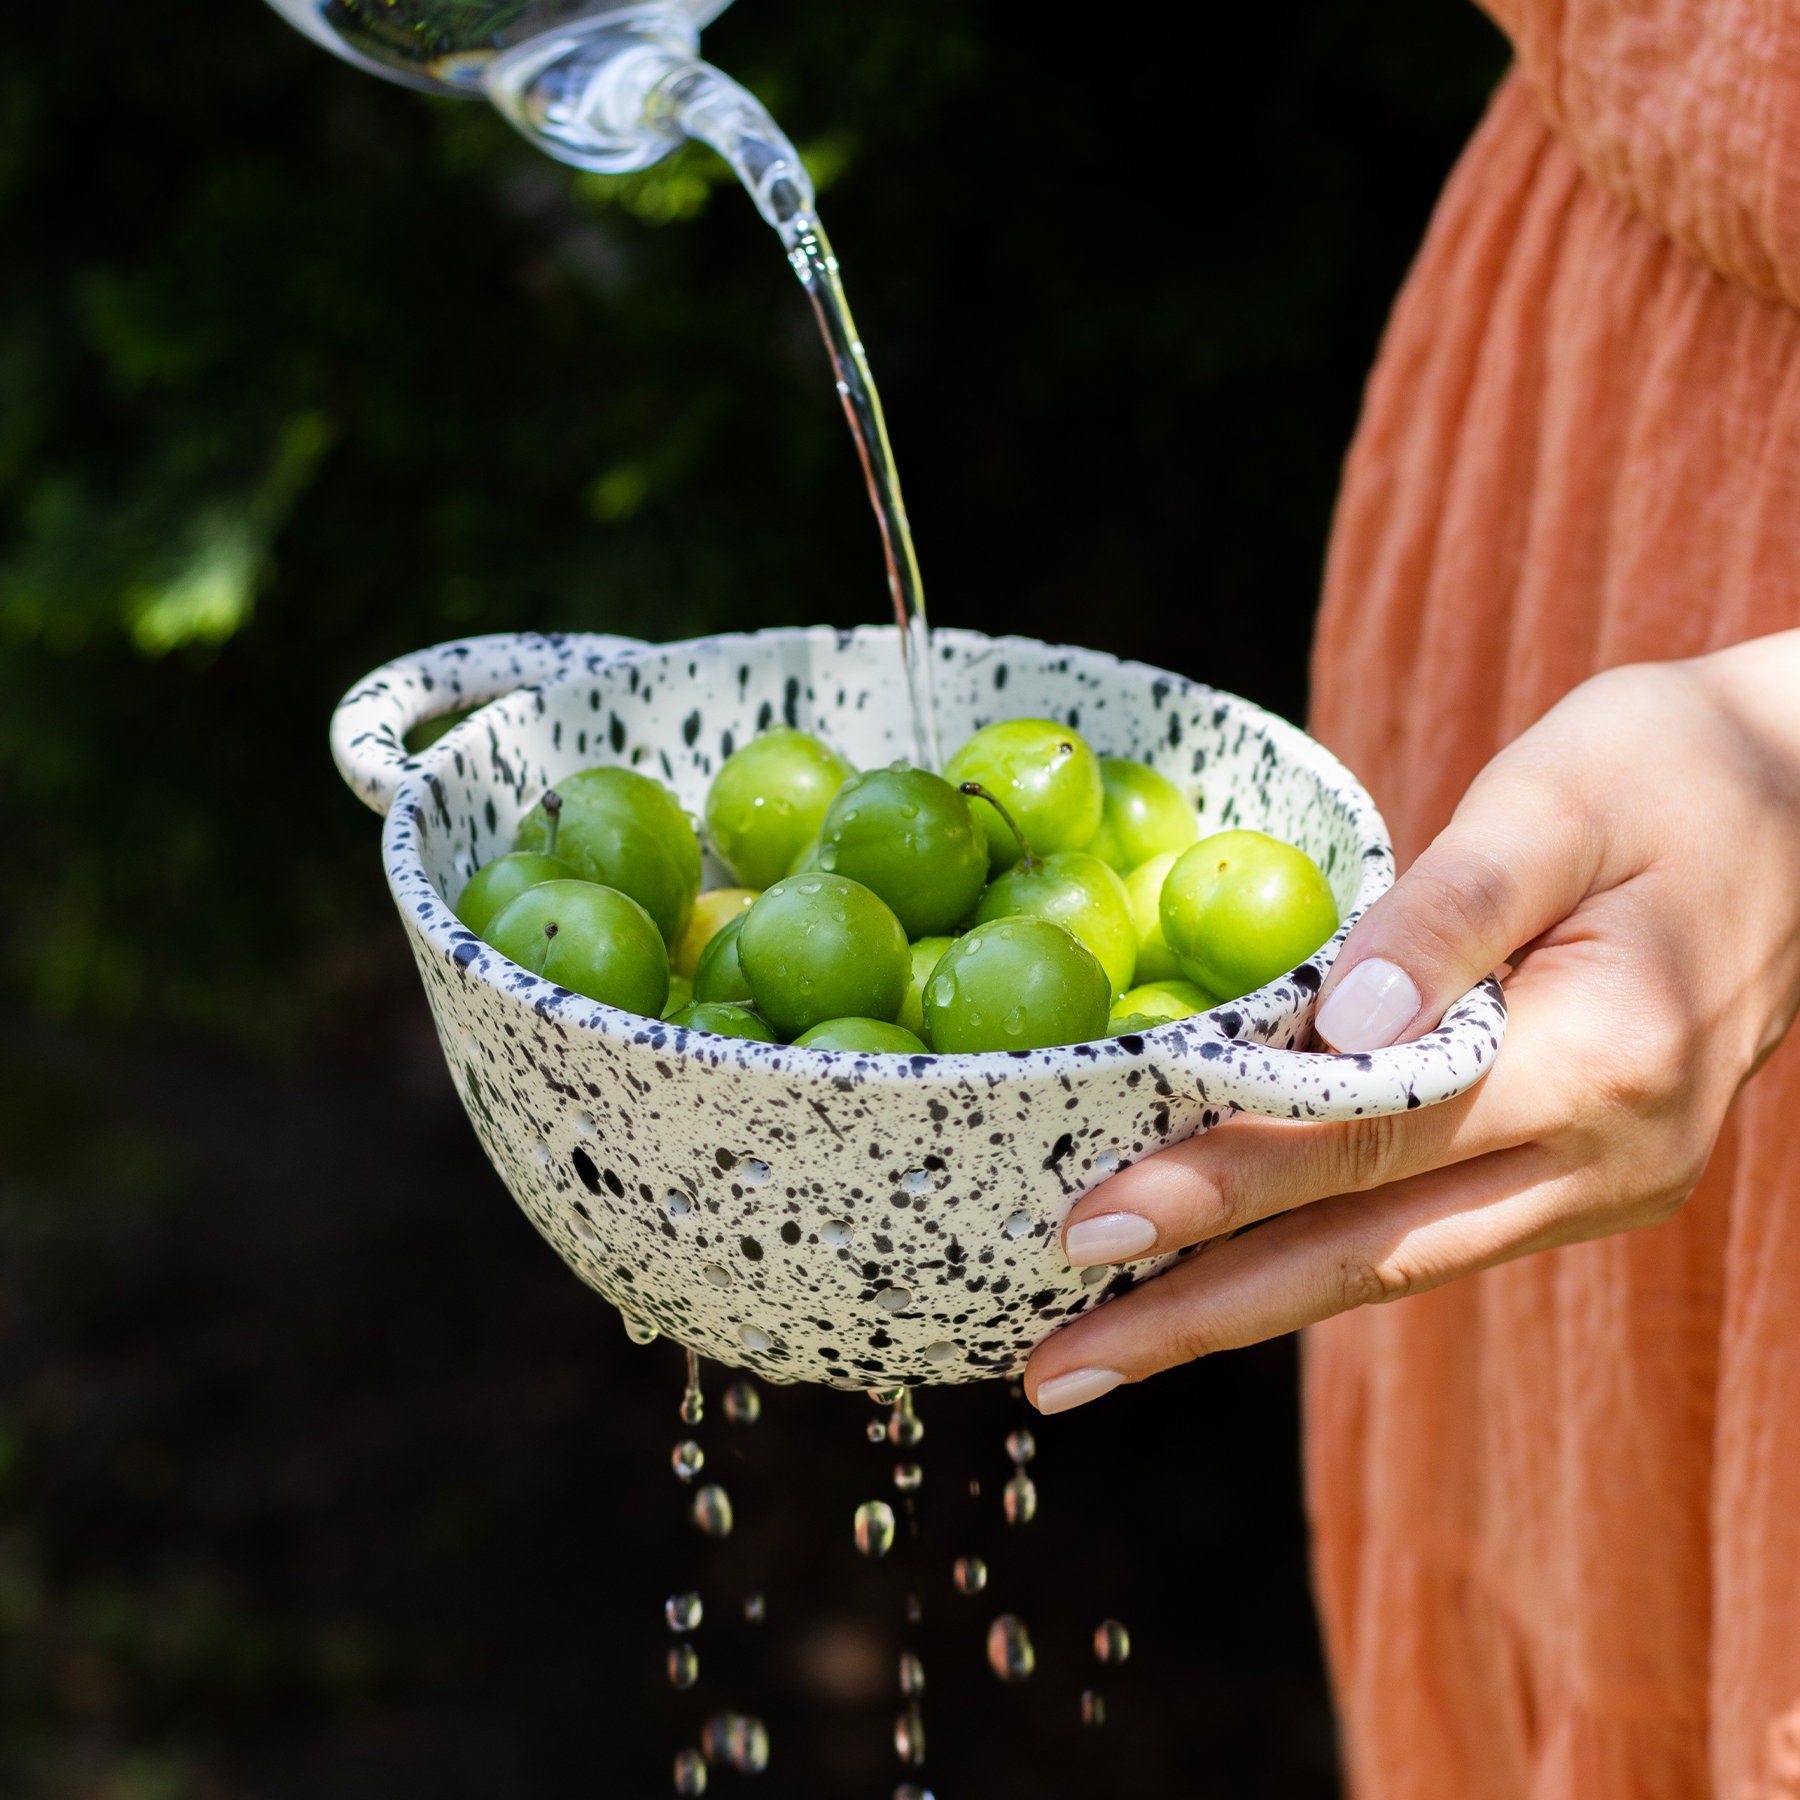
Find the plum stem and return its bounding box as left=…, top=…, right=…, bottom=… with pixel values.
left=543, top=789, right=563, bottom=859
left=958, top=781, right=1036, bottom=872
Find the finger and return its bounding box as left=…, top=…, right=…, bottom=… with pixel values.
left=1060, top=963, right=1576, bottom=1266
left=1312, top=745, right=1603, bottom=1052
left=1029, top=1141, right=1598, bottom=1412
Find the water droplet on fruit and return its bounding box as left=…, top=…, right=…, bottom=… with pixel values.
left=668, top=1641, right=698, bottom=1688
left=723, top=1381, right=761, bottom=1425
left=854, top=1500, right=896, bottom=1558
left=986, top=1613, right=1036, bottom=1682
left=1003, top=1472, right=1038, bottom=1525
left=672, top=1440, right=704, bottom=1482
left=819, top=847, right=838, bottom=870
left=1093, top=1618, right=1132, bottom=1664
left=691, top=1484, right=734, bottom=1538
left=1003, top=1006, right=1027, bottom=1036
left=666, top=1592, right=702, bottom=1631
left=894, top=1702, right=926, bottom=1765
left=798, top=881, right=822, bottom=895
left=927, top=976, right=955, bottom=1008
left=952, top=1556, right=987, bottom=1594
left=1006, top=1428, right=1036, bottom=1464
left=674, top=1746, right=707, bottom=1793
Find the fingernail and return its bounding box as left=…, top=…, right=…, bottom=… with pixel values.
left=1034, top=1367, right=1125, bottom=1414
left=1065, top=1212, right=1159, bottom=1267
left=1315, top=957, right=1421, bottom=1052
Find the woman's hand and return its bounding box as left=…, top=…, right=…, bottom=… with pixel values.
left=1025, top=634, right=1800, bottom=1415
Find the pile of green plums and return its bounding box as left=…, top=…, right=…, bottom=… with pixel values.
left=454, top=717, right=1340, bottom=1055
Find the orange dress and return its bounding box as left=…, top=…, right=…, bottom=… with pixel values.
left=1305, top=6, right=1800, bottom=1797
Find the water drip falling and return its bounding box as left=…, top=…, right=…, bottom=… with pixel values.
left=1080, top=1688, right=1107, bottom=1727
left=905, top=1594, right=923, bottom=1625
left=623, top=1312, right=661, bottom=1346
left=899, top=1651, right=925, bottom=1697
left=854, top=1500, right=897, bottom=1559
left=680, top=1347, right=705, bottom=1427
left=985, top=1613, right=1037, bottom=1683
left=666, top=1592, right=703, bottom=1633
left=668, top=1642, right=699, bottom=1690
left=952, top=1556, right=988, bottom=1595
left=1093, top=1618, right=1133, bottom=1665
left=1003, top=1471, right=1039, bottom=1526
left=672, top=1440, right=704, bottom=1483
left=674, top=1746, right=708, bottom=1794
left=1005, top=1428, right=1037, bottom=1465
left=894, top=1788, right=936, bottom=1800
left=723, top=1381, right=761, bottom=1426
left=893, top=1702, right=927, bottom=1766
left=691, top=1484, right=734, bottom=1538
left=701, top=1712, right=771, bottom=1775
left=893, top=1462, right=923, bottom=1492
left=743, top=1592, right=766, bottom=1624
left=887, top=1390, right=924, bottom=1449
left=866, top=1420, right=888, bottom=1444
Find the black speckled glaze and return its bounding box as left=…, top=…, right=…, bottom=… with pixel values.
left=332, top=629, right=1506, bottom=1387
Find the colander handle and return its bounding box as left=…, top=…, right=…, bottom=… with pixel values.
left=1203, top=975, right=1508, bottom=1123
left=330, top=631, right=646, bottom=815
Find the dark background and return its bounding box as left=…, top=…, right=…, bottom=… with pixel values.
left=0, top=3, right=1508, bottom=1795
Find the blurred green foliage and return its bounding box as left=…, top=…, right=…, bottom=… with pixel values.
left=0, top=2, right=1505, bottom=1048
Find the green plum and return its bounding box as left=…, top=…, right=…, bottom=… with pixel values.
left=1109, top=978, right=1212, bottom=1029
left=692, top=912, right=753, bottom=1005
left=786, top=834, right=824, bottom=877
left=485, top=880, right=669, bottom=1016
left=456, top=851, right=575, bottom=937
left=516, top=768, right=700, bottom=947
left=1122, top=850, right=1184, bottom=984
left=704, top=728, right=855, bottom=890
left=1160, top=830, right=1338, bottom=1002
left=738, top=874, right=910, bottom=1039
left=792, top=1018, right=928, bottom=1053
left=896, top=935, right=956, bottom=1042
left=666, top=1001, right=779, bottom=1043
left=922, top=916, right=1111, bottom=1053
left=1088, top=758, right=1199, bottom=873
left=944, top=719, right=1105, bottom=872
left=1107, top=1013, right=1163, bottom=1037
left=973, top=850, right=1138, bottom=998
left=818, top=766, right=987, bottom=937
left=663, top=974, right=694, bottom=1017
left=670, top=886, right=758, bottom=979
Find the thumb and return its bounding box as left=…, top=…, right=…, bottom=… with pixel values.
left=1313, top=760, right=1597, bottom=1052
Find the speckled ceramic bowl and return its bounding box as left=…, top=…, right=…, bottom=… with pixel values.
left=331, top=628, right=1505, bottom=1387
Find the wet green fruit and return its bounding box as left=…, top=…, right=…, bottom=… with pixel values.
left=1109, top=978, right=1212, bottom=1029
left=1160, top=830, right=1338, bottom=1002
left=896, top=936, right=956, bottom=1042
left=973, top=851, right=1138, bottom=998
left=485, top=880, right=669, bottom=1016
left=670, top=887, right=758, bottom=979
left=944, top=719, right=1104, bottom=872
left=705, top=728, right=855, bottom=889
left=1088, top=759, right=1199, bottom=873
left=692, top=913, right=754, bottom=1004
left=516, top=768, right=700, bottom=946
left=818, top=767, right=987, bottom=937
left=1122, top=851, right=1183, bottom=984
left=922, top=916, right=1111, bottom=1053
left=792, top=1018, right=928, bottom=1053
left=456, top=851, right=575, bottom=937
left=738, top=874, right=910, bottom=1039
left=665, top=1001, right=779, bottom=1042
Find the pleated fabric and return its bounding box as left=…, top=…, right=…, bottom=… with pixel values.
left=1303, top=16, right=1800, bottom=1797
